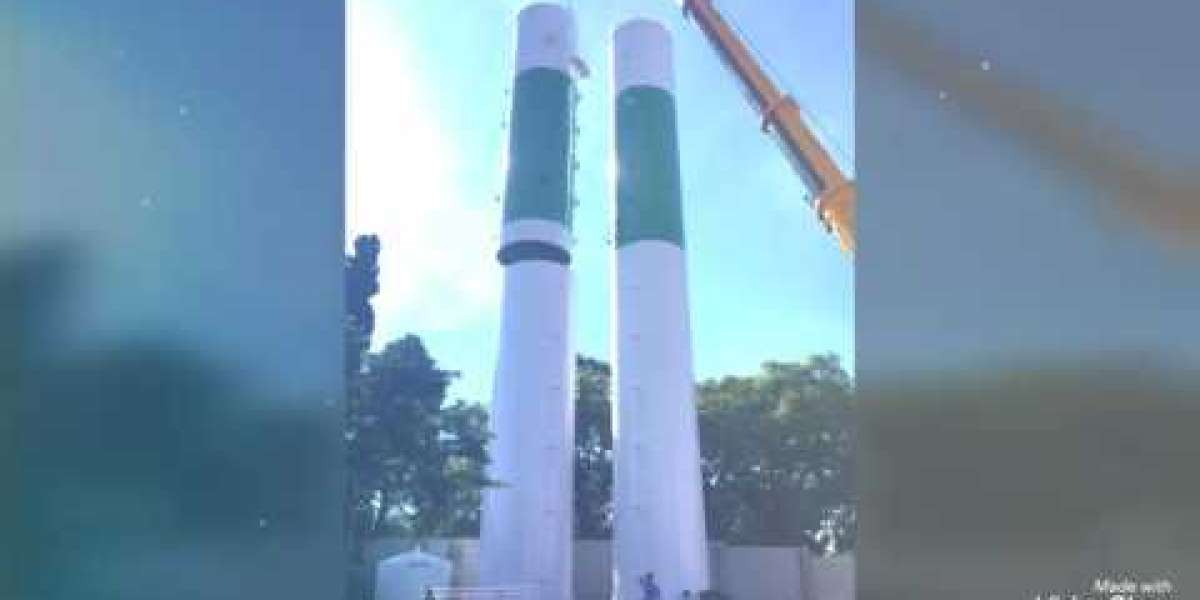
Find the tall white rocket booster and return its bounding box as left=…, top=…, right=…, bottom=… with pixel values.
left=479, top=4, right=578, bottom=600
left=611, top=18, right=711, bottom=600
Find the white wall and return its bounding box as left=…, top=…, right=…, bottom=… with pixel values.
left=369, top=539, right=854, bottom=600
left=714, top=545, right=806, bottom=600
left=801, top=551, right=855, bottom=600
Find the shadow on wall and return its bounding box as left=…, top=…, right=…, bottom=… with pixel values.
left=858, top=359, right=1200, bottom=599
left=2, top=239, right=340, bottom=600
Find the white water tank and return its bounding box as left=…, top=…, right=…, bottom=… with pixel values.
left=375, top=549, right=453, bottom=600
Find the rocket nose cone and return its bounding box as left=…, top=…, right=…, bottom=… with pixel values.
left=516, top=3, right=578, bottom=73
left=615, top=18, right=671, bottom=45
left=613, top=19, right=674, bottom=93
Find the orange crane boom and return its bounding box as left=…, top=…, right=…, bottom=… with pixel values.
left=681, top=0, right=856, bottom=254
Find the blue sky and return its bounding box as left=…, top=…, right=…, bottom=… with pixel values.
left=348, top=0, right=854, bottom=403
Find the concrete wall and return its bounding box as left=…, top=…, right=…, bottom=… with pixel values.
left=712, top=545, right=806, bottom=600
left=800, top=550, right=855, bottom=600
left=368, top=539, right=854, bottom=600
left=573, top=540, right=614, bottom=600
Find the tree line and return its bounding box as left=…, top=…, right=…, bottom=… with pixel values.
left=344, top=235, right=856, bottom=566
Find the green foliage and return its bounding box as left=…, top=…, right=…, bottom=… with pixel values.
left=343, top=236, right=490, bottom=599
left=569, top=353, right=856, bottom=552
left=348, top=336, right=491, bottom=539
left=345, top=234, right=380, bottom=379
left=698, top=354, right=856, bottom=553
left=345, top=235, right=380, bottom=600
left=574, top=356, right=614, bottom=539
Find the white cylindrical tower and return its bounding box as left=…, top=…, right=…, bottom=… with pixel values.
left=611, top=18, right=710, bottom=600
left=479, top=4, right=579, bottom=600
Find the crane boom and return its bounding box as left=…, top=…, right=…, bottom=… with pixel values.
left=681, top=0, right=856, bottom=253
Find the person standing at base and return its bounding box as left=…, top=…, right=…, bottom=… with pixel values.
left=640, top=572, right=662, bottom=600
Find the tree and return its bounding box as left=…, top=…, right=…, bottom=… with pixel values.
left=345, top=234, right=380, bottom=379
left=349, top=335, right=490, bottom=538
left=697, top=354, right=856, bottom=553
left=343, top=236, right=490, bottom=598
left=574, top=356, right=614, bottom=539
left=568, top=353, right=856, bottom=551
left=345, top=234, right=381, bottom=595
left=344, top=235, right=490, bottom=547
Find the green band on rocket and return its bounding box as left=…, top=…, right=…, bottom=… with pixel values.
left=615, top=85, right=685, bottom=248
left=503, top=67, right=575, bottom=228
